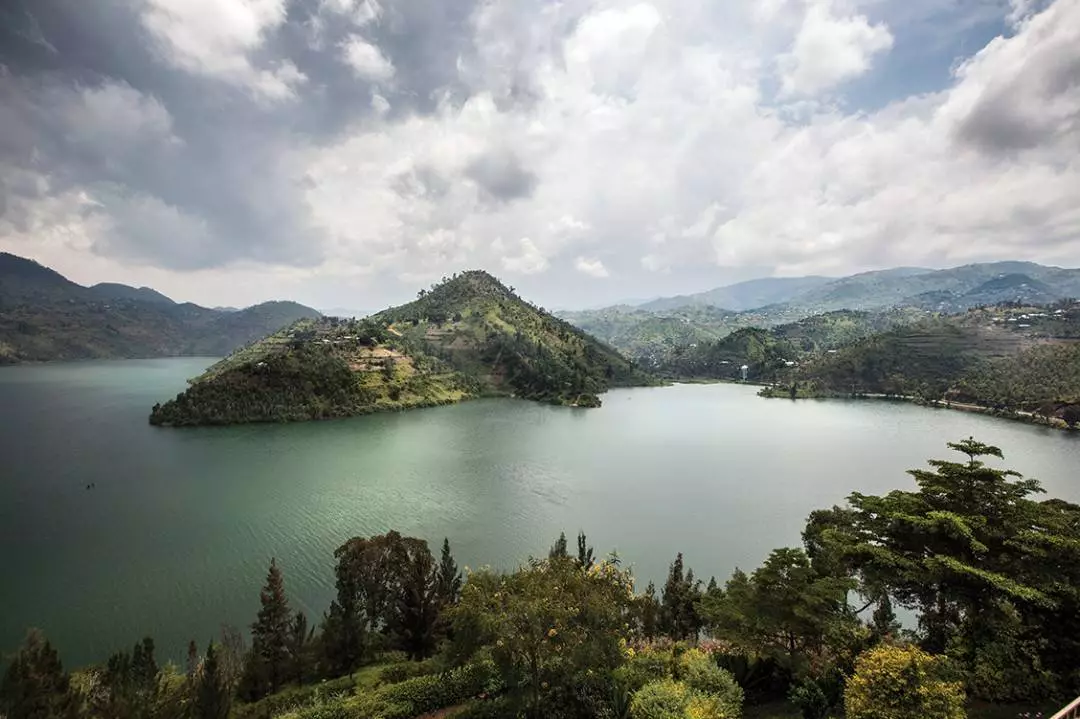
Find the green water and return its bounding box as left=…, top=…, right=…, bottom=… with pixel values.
left=2, top=358, right=1078, bottom=667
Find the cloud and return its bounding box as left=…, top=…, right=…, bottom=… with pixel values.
left=1, top=0, right=1079, bottom=311
left=138, top=0, right=306, bottom=100
left=779, top=0, right=894, bottom=96
left=465, top=149, right=538, bottom=204
left=343, top=35, right=395, bottom=81
left=501, top=237, right=549, bottom=275
left=575, top=257, right=610, bottom=278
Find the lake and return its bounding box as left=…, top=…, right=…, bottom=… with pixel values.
left=2, top=358, right=1078, bottom=667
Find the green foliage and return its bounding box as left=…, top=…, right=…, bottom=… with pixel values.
left=843, top=645, right=965, bottom=719
left=247, top=558, right=293, bottom=695
left=660, top=554, right=703, bottom=641
left=630, top=678, right=691, bottom=719
left=701, top=549, right=856, bottom=671
left=614, top=648, right=676, bottom=692
left=322, top=532, right=444, bottom=672
left=92, top=637, right=160, bottom=719
left=0, top=629, right=80, bottom=719
left=677, top=650, right=743, bottom=715
left=450, top=555, right=635, bottom=717
left=195, top=642, right=232, bottom=719
left=805, top=439, right=1080, bottom=699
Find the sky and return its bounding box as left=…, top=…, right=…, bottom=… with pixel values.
left=0, top=0, right=1077, bottom=313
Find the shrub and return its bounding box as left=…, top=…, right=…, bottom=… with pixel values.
left=616, top=648, right=677, bottom=691
left=452, top=696, right=515, bottom=719
left=844, top=645, right=965, bottom=719
left=677, top=650, right=743, bottom=715
left=630, top=678, right=690, bottom=719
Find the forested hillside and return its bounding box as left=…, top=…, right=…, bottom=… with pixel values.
left=766, top=303, right=1080, bottom=425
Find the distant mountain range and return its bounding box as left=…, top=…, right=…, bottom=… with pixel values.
left=0, top=252, right=321, bottom=363
left=639, top=262, right=1080, bottom=315
left=563, top=262, right=1080, bottom=362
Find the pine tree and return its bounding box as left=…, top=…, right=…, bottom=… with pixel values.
left=251, top=558, right=292, bottom=692
left=576, top=531, right=595, bottom=571
left=0, top=629, right=80, bottom=719
left=289, top=611, right=310, bottom=685
left=435, top=538, right=462, bottom=607
left=549, top=532, right=569, bottom=559
left=640, top=581, right=661, bottom=639
left=660, top=553, right=702, bottom=640
left=195, top=643, right=231, bottom=719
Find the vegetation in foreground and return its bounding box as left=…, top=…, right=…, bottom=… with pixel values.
left=150, top=271, right=655, bottom=425
left=4, top=439, right=1079, bottom=719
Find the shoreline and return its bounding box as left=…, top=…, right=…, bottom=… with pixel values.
left=758, top=386, right=1075, bottom=432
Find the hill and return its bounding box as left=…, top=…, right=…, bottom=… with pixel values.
left=0, top=252, right=321, bottom=363
left=763, top=302, right=1080, bottom=422
left=149, top=271, right=655, bottom=425
left=89, top=282, right=176, bottom=305
left=652, top=309, right=924, bottom=381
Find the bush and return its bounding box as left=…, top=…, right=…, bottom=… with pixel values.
left=712, top=653, right=790, bottom=704
left=233, top=676, right=356, bottom=719
left=630, top=679, right=690, bottom=719
left=452, top=696, right=515, bottom=719
left=369, top=659, right=497, bottom=719
left=378, top=659, right=438, bottom=685
left=677, top=650, right=743, bottom=714
left=616, top=648, right=676, bottom=691
left=844, top=645, right=965, bottom=719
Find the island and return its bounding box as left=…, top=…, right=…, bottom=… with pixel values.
left=149, top=271, right=655, bottom=426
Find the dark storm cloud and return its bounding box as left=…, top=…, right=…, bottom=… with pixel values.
left=465, top=149, right=538, bottom=204
left=0, top=0, right=484, bottom=270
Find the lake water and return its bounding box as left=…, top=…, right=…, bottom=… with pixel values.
left=2, top=358, right=1078, bottom=667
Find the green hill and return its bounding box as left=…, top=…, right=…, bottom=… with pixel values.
left=654, top=309, right=924, bottom=381
left=0, top=252, right=321, bottom=363
left=150, top=271, right=655, bottom=425
left=764, top=303, right=1080, bottom=420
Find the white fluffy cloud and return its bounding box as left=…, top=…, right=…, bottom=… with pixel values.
left=575, top=257, right=610, bottom=278
left=139, top=0, right=306, bottom=99
left=779, top=0, right=894, bottom=96
left=343, top=36, right=395, bottom=82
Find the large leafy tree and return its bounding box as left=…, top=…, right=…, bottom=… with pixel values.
left=322, top=531, right=444, bottom=670
left=0, top=629, right=80, bottom=719
left=451, top=555, right=635, bottom=718
left=805, top=438, right=1080, bottom=698
left=702, top=548, right=857, bottom=670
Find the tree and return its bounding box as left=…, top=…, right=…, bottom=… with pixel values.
left=660, top=553, right=702, bottom=640
left=321, top=531, right=408, bottom=672
left=97, top=637, right=160, bottom=719
left=0, top=629, right=80, bottom=719
left=451, top=555, right=634, bottom=718
left=195, top=642, right=231, bottom=719
left=805, top=438, right=1080, bottom=699
left=250, top=558, right=292, bottom=693
left=844, top=645, right=964, bottom=719
left=289, top=611, right=310, bottom=685
left=392, top=539, right=440, bottom=660
left=549, top=531, right=569, bottom=559
left=577, top=531, right=595, bottom=571
left=639, top=581, right=661, bottom=640
left=435, top=538, right=462, bottom=607
left=701, top=548, right=856, bottom=670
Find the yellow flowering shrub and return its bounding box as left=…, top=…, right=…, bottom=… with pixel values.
left=844, top=644, right=966, bottom=719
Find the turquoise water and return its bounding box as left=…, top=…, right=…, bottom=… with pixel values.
left=1, top=358, right=1078, bottom=666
